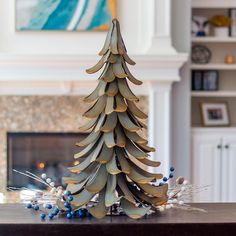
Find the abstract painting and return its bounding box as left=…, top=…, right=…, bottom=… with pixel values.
left=15, top=0, right=116, bottom=31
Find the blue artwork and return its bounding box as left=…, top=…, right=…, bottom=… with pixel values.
left=16, top=0, right=116, bottom=31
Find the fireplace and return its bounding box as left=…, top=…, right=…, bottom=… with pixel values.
left=7, top=132, right=87, bottom=190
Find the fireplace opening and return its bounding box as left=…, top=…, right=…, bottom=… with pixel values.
left=7, top=132, right=87, bottom=190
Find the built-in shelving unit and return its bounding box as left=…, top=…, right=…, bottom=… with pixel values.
left=191, top=1, right=236, bottom=128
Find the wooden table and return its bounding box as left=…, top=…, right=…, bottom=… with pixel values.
left=0, top=203, right=236, bottom=236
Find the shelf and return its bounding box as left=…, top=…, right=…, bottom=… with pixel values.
left=192, top=0, right=236, bottom=8
left=191, top=91, right=236, bottom=97
left=192, top=37, right=236, bottom=43
left=191, top=64, right=236, bottom=70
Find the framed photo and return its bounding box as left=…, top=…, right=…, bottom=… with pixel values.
left=202, top=70, right=219, bottom=91
left=229, top=9, right=236, bottom=37
left=15, top=0, right=116, bottom=31
left=201, top=102, right=230, bottom=127
left=192, top=16, right=210, bottom=37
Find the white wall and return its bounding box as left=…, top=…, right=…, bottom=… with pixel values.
left=0, top=0, right=152, bottom=54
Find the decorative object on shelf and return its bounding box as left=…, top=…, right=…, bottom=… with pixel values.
left=15, top=0, right=116, bottom=31
left=201, top=102, right=230, bottom=127
left=192, top=16, right=209, bottom=37
left=192, top=71, right=203, bottom=91
left=225, top=54, right=235, bottom=64
left=192, top=70, right=219, bottom=91
left=229, top=9, right=236, bottom=37
left=192, top=45, right=212, bottom=64
left=202, top=70, right=219, bottom=91
left=210, top=15, right=231, bottom=37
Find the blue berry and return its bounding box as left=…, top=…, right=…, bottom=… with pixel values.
left=78, top=209, right=84, bottom=218
left=70, top=211, right=76, bottom=216
left=48, top=213, right=54, bottom=220
left=170, top=167, right=175, bottom=172
left=64, top=202, right=70, bottom=208
left=40, top=213, right=46, bottom=220
left=86, top=212, right=92, bottom=218
left=169, top=173, right=174, bottom=178
left=163, top=177, right=168, bottom=182
left=34, top=205, right=39, bottom=211
left=68, top=196, right=73, bottom=202
left=26, top=203, right=32, bottom=209
left=159, top=182, right=163, bottom=186
left=54, top=208, right=60, bottom=214
left=65, top=191, right=71, bottom=196
left=66, top=213, right=72, bottom=219
left=46, top=203, right=52, bottom=209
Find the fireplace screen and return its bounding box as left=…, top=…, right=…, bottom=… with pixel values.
left=7, top=132, right=87, bottom=190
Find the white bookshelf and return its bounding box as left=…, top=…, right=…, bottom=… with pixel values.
left=191, top=91, right=236, bottom=97
left=191, top=64, right=236, bottom=70
left=192, top=0, right=236, bottom=8
left=192, top=37, right=236, bottom=43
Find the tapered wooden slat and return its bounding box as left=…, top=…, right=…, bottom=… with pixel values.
left=84, top=80, right=106, bottom=103
left=86, top=52, right=109, bottom=74
left=105, top=81, right=118, bottom=96
left=124, top=129, right=147, bottom=144
left=79, top=117, right=97, bottom=131
left=106, top=155, right=121, bottom=175
left=99, top=21, right=114, bottom=56
left=138, top=183, right=168, bottom=198
left=88, top=188, right=108, bottom=219
left=127, top=161, right=155, bottom=184
left=94, top=113, right=106, bottom=132
left=85, top=165, right=108, bottom=194
left=71, top=189, right=94, bottom=207
left=118, top=112, right=141, bottom=131
left=115, top=93, right=127, bottom=112
left=121, top=198, right=150, bottom=219
left=129, top=160, right=163, bottom=180
left=63, top=162, right=99, bottom=184
left=104, top=131, right=116, bottom=148
left=96, top=144, right=114, bottom=164
left=110, top=20, right=119, bottom=54
left=83, top=95, right=106, bottom=118
left=105, top=96, right=115, bottom=114
left=136, top=143, right=155, bottom=153
left=105, top=174, right=120, bottom=207
left=117, top=78, right=139, bottom=101
left=113, top=57, right=127, bottom=78
left=68, top=152, right=93, bottom=172
left=122, top=59, right=142, bottom=85
left=125, top=139, right=148, bottom=159
left=76, top=131, right=100, bottom=147
left=100, top=112, right=117, bottom=132
left=126, top=100, right=148, bottom=119
left=115, top=19, right=127, bottom=55
left=108, top=54, right=118, bottom=64
left=66, top=178, right=88, bottom=194
left=117, top=174, right=136, bottom=204
left=74, top=141, right=95, bottom=159
left=98, top=79, right=107, bottom=96
left=102, top=65, right=116, bottom=82
left=129, top=184, right=167, bottom=206
left=114, top=124, right=126, bottom=147
left=128, top=111, right=147, bottom=129
left=116, top=148, right=130, bottom=174
left=123, top=53, right=135, bottom=65
left=138, top=158, right=161, bottom=167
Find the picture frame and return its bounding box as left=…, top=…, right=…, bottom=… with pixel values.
left=229, top=8, right=236, bottom=37
left=200, top=102, right=230, bottom=127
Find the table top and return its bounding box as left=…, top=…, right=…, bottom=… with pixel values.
left=0, top=203, right=236, bottom=236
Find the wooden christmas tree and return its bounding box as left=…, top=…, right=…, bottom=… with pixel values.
left=63, top=19, right=168, bottom=219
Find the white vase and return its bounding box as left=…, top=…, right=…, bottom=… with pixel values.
left=214, top=27, right=229, bottom=37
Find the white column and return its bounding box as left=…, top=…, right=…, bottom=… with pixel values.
left=148, top=0, right=177, bottom=54
left=148, top=81, right=172, bottom=175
